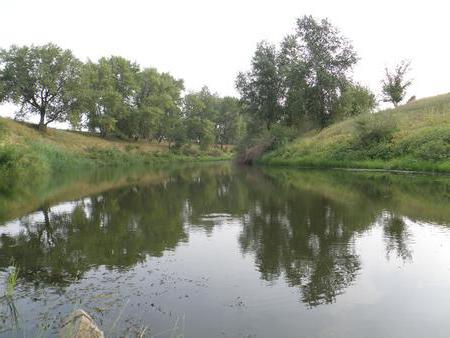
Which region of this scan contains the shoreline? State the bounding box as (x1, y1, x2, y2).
(256, 158, 450, 176)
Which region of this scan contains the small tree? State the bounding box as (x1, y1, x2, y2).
(334, 83, 377, 119)
(0, 44, 82, 129)
(381, 60, 412, 107)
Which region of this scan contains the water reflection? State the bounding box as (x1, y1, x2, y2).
(0, 165, 449, 316)
(382, 213, 413, 262)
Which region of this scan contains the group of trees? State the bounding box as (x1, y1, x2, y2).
(236, 16, 376, 131)
(236, 15, 413, 135)
(0, 44, 244, 149)
(0, 16, 414, 151)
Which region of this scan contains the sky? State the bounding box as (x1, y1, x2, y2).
(1, 0, 450, 120)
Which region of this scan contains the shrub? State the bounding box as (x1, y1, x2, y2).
(334, 84, 377, 120)
(0, 145, 48, 191)
(180, 144, 201, 157)
(414, 139, 450, 161)
(206, 147, 224, 157)
(269, 124, 299, 148)
(354, 114, 397, 146)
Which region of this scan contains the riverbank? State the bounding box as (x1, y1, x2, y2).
(258, 93, 450, 173)
(0, 117, 231, 190)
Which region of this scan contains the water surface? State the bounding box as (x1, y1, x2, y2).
(0, 164, 450, 337)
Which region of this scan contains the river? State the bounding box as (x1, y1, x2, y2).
(0, 163, 449, 337)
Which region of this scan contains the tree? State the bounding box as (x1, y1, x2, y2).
(183, 87, 220, 148)
(292, 15, 358, 127)
(381, 60, 412, 107)
(334, 83, 377, 119)
(216, 96, 244, 147)
(236, 41, 282, 130)
(277, 35, 309, 126)
(81, 56, 139, 137)
(135, 68, 184, 141)
(0, 44, 83, 129)
(236, 16, 358, 132)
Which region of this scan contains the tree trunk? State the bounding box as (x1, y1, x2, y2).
(38, 110, 46, 131)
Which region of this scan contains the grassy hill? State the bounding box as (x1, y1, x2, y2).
(0, 117, 230, 188)
(260, 93, 450, 172)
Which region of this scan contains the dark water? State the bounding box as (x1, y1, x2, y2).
(0, 163, 450, 337)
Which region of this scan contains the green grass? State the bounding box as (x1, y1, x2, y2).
(6, 263, 19, 299)
(0, 117, 232, 191)
(260, 93, 450, 173)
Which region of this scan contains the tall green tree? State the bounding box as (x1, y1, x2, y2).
(81, 56, 139, 137)
(0, 44, 83, 129)
(216, 96, 244, 147)
(183, 87, 219, 149)
(381, 60, 412, 107)
(136, 68, 184, 141)
(236, 41, 282, 130)
(236, 16, 358, 132)
(292, 15, 358, 127)
(277, 35, 309, 126)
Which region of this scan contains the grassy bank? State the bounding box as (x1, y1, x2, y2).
(259, 93, 450, 173)
(0, 117, 231, 190)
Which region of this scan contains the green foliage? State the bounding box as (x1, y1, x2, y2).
(237, 15, 359, 134)
(236, 41, 282, 130)
(268, 124, 299, 148)
(81, 56, 139, 137)
(183, 87, 245, 148)
(396, 127, 450, 161)
(381, 60, 412, 107)
(136, 68, 184, 141)
(1, 43, 245, 149)
(334, 84, 377, 119)
(216, 96, 244, 146)
(179, 144, 201, 157)
(354, 114, 397, 146)
(0, 145, 48, 188)
(5, 263, 19, 298)
(260, 94, 450, 172)
(0, 43, 83, 127)
(291, 16, 358, 128)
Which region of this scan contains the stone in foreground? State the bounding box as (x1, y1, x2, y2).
(60, 309, 104, 338)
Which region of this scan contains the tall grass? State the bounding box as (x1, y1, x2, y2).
(0, 117, 232, 193)
(260, 93, 450, 173)
(1, 262, 20, 332)
(6, 264, 19, 298)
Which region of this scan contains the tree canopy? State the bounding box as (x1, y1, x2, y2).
(0, 43, 244, 150)
(381, 60, 412, 107)
(0, 44, 83, 128)
(0, 16, 385, 154)
(236, 15, 373, 133)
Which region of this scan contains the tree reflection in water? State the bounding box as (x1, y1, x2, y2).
(0, 165, 447, 308)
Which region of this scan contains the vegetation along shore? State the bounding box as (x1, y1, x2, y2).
(258, 94, 450, 172)
(1, 15, 450, 188)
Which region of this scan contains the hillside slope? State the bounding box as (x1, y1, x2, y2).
(260, 93, 450, 172)
(0, 117, 229, 187)
(0, 118, 169, 154)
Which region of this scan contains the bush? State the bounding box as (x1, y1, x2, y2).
(394, 127, 450, 161)
(206, 147, 224, 157)
(179, 144, 201, 157)
(0, 145, 48, 191)
(334, 84, 377, 120)
(354, 114, 397, 146)
(415, 139, 450, 161)
(269, 124, 299, 148)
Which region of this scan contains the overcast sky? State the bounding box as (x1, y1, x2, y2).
(1, 0, 450, 119)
